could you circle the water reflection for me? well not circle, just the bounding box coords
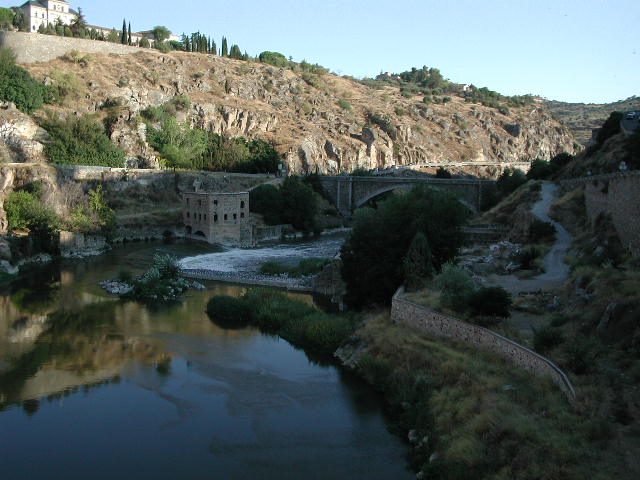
[0,241,412,479]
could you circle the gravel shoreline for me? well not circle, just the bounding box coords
[180,268,315,292]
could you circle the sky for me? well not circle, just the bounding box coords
[5,0,639,103]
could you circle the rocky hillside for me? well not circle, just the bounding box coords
[545,96,640,145]
[3,49,576,175]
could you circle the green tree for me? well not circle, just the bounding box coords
[88,185,116,236]
[152,25,171,43]
[12,10,27,31]
[139,37,150,48]
[341,186,469,309]
[279,176,318,233]
[70,7,87,36]
[107,28,119,43]
[4,190,60,252]
[127,22,132,45]
[0,7,14,28]
[496,168,527,197]
[229,44,243,59]
[146,116,207,170]
[249,184,283,225]
[404,231,434,292]
[259,51,289,67]
[221,36,228,56]
[121,19,127,44]
[527,159,552,180]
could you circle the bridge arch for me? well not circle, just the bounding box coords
[354,184,477,212]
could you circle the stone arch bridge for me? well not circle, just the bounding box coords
[318,176,496,216]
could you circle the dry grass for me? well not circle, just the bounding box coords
[355,313,623,479]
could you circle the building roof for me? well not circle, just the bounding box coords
[20,1,76,13]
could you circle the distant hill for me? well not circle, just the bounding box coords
[545,96,640,145]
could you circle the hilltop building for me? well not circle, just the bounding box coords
[182,192,252,246]
[18,0,76,32]
[17,1,180,43]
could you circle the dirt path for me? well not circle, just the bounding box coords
[487,182,572,294]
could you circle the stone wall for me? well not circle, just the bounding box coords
[561,172,640,257]
[0,31,153,64]
[391,288,576,401]
[59,231,107,257]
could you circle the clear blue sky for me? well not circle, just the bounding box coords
[5,0,639,103]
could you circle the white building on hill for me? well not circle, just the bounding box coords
[18,0,76,32]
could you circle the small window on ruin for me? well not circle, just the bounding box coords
[204,214,207,220]
[214,200,218,205]
[224,214,228,221]
[198,200,202,207]
[241,212,245,218]
[214,214,218,222]
[233,214,237,220]
[240,201,245,209]
[187,198,190,205]
[187,212,190,218]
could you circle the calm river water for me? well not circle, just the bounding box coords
[0,240,412,479]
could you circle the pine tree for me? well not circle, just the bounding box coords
[121,19,127,44]
[403,231,434,292]
[221,37,228,56]
[211,40,217,55]
[128,22,132,45]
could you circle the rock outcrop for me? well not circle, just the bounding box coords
[18,50,577,175]
[0,102,49,164]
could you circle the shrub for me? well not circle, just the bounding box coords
[435,263,476,313]
[249,184,283,225]
[367,112,397,140]
[258,51,290,68]
[527,159,553,180]
[529,219,556,242]
[435,167,452,179]
[533,325,563,353]
[404,232,434,292]
[206,296,252,329]
[337,99,353,112]
[41,115,126,167]
[467,286,511,318]
[0,48,50,113]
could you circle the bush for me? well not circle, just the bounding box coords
[529,219,556,242]
[338,99,353,112]
[4,190,60,234]
[259,258,329,278]
[533,325,563,353]
[250,184,283,225]
[0,48,50,113]
[41,115,126,167]
[435,167,452,179]
[206,296,252,329]
[527,159,553,180]
[367,112,397,140]
[404,232,434,292]
[467,286,511,318]
[258,51,290,68]
[435,263,476,313]
[496,168,527,197]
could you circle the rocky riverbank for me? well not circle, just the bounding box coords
[180,268,315,292]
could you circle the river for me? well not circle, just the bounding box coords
[0,240,412,479]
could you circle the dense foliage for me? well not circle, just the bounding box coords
[122,254,192,302]
[142,100,279,172]
[41,115,126,167]
[206,289,356,355]
[0,48,51,113]
[341,186,470,309]
[259,258,329,278]
[250,177,318,233]
[4,190,60,253]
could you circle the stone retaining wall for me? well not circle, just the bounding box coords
[391,288,576,401]
[561,172,640,257]
[0,31,153,63]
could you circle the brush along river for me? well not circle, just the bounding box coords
[0,239,412,479]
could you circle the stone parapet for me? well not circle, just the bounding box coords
[391,287,576,401]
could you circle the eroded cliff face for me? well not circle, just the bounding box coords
[5,50,576,174]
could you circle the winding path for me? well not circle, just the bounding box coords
[488,182,572,294]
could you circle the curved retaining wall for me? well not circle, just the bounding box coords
[391,287,576,401]
[0,31,153,63]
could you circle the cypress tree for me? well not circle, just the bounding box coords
[403,231,434,292]
[211,40,217,55]
[221,37,228,56]
[121,19,127,44]
[128,22,132,45]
